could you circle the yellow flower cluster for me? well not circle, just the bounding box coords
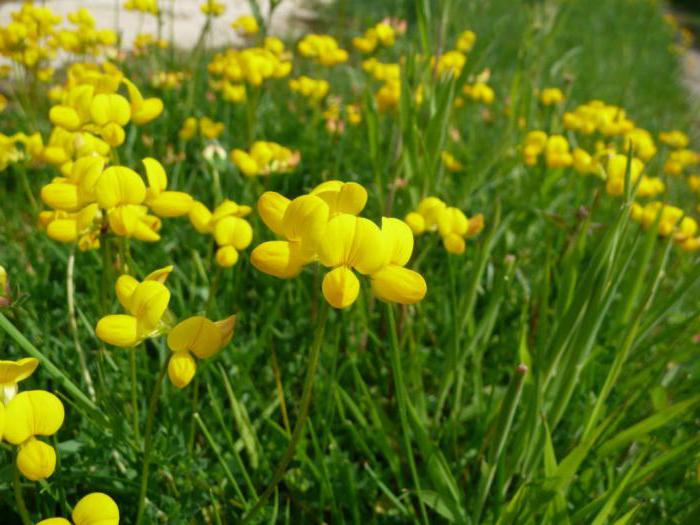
[441,151,463,172]
[47,62,163,151]
[95,266,236,388]
[539,87,565,106]
[0,2,61,69]
[405,197,484,254]
[230,141,299,177]
[231,15,259,36]
[563,100,635,136]
[201,0,226,17]
[252,181,427,309]
[456,30,477,52]
[460,82,495,105]
[298,34,348,66]
[352,21,396,54]
[52,8,117,58]
[659,130,689,149]
[179,116,225,141]
[362,58,401,112]
[663,148,699,176]
[208,40,292,99]
[604,154,665,198]
[124,0,158,15]
[133,32,168,52]
[631,202,700,251]
[40,157,194,248]
[189,200,254,267]
[289,76,330,102]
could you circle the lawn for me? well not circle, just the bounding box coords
[1,0,699,523]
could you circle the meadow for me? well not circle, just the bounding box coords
[1,0,700,523]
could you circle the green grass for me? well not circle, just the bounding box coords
[1,0,700,523]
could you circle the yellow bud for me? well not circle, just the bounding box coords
[17,438,57,481]
[322,266,360,309]
[168,351,196,388]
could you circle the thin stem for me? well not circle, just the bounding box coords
[67,248,96,401]
[386,304,430,525]
[130,348,141,442]
[13,462,32,525]
[134,359,168,525]
[241,304,329,523]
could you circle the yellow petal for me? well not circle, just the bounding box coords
[47,219,79,242]
[312,180,367,216]
[95,166,146,208]
[214,216,253,250]
[257,191,290,236]
[0,357,39,385]
[318,215,385,274]
[437,207,469,237]
[132,98,163,125]
[149,191,194,218]
[231,149,259,176]
[322,266,360,309]
[380,217,414,267]
[281,195,329,257]
[96,314,140,347]
[41,182,80,211]
[49,106,81,130]
[215,246,239,267]
[143,157,167,194]
[215,315,236,347]
[0,401,5,438]
[189,201,213,233]
[167,316,223,359]
[100,123,126,147]
[36,518,71,525]
[442,233,465,254]
[129,280,170,329]
[404,212,426,235]
[144,265,174,284]
[371,265,427,304]
[167,351,197,389]
[72,492,120,525]
[115,275,139,310]
[90,93,131,126]
[251,240,306,278]
[3,390,65,444]
[17,438,57,481]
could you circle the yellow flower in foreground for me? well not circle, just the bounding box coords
[143,157,194,218]
[37,492,120,525]
[3,390,65,480]
[317,214,386,308]
[0,357,39,402]
[95,267,173,347]
[167,315,235,388]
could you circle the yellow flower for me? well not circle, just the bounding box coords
[179,117,198,141]
[37,492,120,525]
[298,34,348,66]
[605,154,645,196]
[3,390,65,480]
[317,215,386,309]
[231,141,299,177]
[199,117,225,139]
[96,268,172,347]
[200,0,225,17]
[231,15,259,36]
[441,151,463,172]
[0,265,9,307]
[456,30,476,52]
[167,315,235,388]
[310,180,368,217]
[124,0,158,15]
[124,78,164,125]
[544,135,573,168]
[659,130,689,149]
[539,87,565,106]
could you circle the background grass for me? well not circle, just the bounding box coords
[1,0,700,523]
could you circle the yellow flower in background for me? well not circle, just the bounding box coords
[0,265,10,307]
[456,30,476,52]
[200,117,225,139]
[200,0,225,17]
[441,151,463,172]
[231,141,299,177]
[352,22,396,54]
[96,267,173,347]
[179,117,199,141]
[187,200,254,267]
[624,128,657,161]
[522,130,548,166]
[605,154,644,196]
[124,0,158,15]
[0,357,39,403]
[435,50,466,77]
[167,315,235,388]
[659,130,689,149]
[317,214,386,308]
[405,197,484,254]
[37,492,120,525]
[231,15,259,36]
[545,134,573,168]
[289,76,330,102]
[573,147,596,174]
[3,390,65,480]
[664,149,699,175]
[462,82,495,105]
[370,218,427,304]
[539,87,565,106]
[298,34,348,66]
[124,78,164,125]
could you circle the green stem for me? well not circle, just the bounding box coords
[130,348,141,442]
[386,304,430,525]
[67,247,96,401]
[241,304,329,523]
[13,462,32,525]
[134,359,168,525]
